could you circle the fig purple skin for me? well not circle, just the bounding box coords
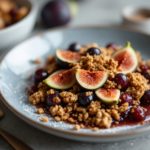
[41,0,71,28]
[56,57,70,68]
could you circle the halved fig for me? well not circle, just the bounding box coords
[76,69,108,90]
[95,88,120,104]
[44,69,76,89]
[56,50,81,67]
[113,42,138,74]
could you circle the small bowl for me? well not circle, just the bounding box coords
[0,0,38,50]
[122,6,150,33]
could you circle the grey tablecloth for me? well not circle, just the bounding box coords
[1,0,150,149]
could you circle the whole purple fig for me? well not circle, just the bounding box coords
[41,0,71,28]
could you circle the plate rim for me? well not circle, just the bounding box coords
[1,25,150,140]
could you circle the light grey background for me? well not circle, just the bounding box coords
[1,0,150,149]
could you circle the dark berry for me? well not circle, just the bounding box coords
[120,107,131,121]
[140,64,149,72]
[139,64,150,81]
[78,93,93,106]
[41,0,71,28]
[34,69,48,83]
[87,47,101,55]
[106,43,117,50]
[46,92,59,106]
[68,42,81,52]
[129,106,146,122]
[114,73,129,90]
[27,85,37,95]
[141,90,150,106]
[142,72,150,81]
[119,93,133,105]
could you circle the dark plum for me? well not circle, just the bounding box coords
[68,42,81,52]
[129,106,146,122]
[140,64,149,72]
[143,72,150,81]
[141,90,150,106]
[34,69,49,83]
[78,93,93,106]
[139,64,150,81]
[87,47,101,55]
[114,73,129,90]
[41,0,71,28]
[27,85,37,95]
[106,43,117,50]
[119,93,133,105]
[56,58,69,68]
[46,92,59,106]
[120,107,131,121]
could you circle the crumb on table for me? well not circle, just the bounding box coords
[39,116,49,122]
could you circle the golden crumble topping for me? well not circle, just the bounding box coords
[60,91,78,103]
[29,91,45,105]
[127,73,149,100]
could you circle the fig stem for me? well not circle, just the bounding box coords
[126,41,131,48]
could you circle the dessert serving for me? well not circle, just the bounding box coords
[28,42,150,130]
[0,0,29,29]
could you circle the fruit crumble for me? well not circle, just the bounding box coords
[28,42,150,130]
[0,0,29,29]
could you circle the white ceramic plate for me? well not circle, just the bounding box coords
[0,27,150,142]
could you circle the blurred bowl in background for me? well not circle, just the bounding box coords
[122,6,150,34]
[0,0,38,50]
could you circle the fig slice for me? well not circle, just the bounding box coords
[95,88,120,104]
[113,42,138,74]
[76,69,108,90]
[56,50,81,67]
[44,69,76,89]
